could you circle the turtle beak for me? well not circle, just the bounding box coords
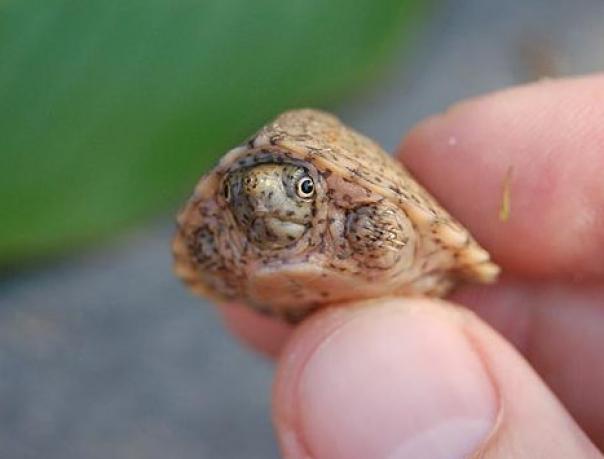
[249,216,306,248]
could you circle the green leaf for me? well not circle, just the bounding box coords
[0,0,426,266]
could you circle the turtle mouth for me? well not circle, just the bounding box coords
[249,216,307,248]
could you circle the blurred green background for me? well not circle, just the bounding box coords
[1,0,425,266]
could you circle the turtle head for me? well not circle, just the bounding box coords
[222,162,317,249]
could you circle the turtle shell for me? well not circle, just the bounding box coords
[172,109,499,321]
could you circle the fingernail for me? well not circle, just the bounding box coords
[291,301,497,459]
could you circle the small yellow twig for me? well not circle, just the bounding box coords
[499,166,514,222]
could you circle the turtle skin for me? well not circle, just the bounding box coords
[172,109,499,323]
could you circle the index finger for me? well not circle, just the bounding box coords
[400,74,604,280]
[221,74,604,356]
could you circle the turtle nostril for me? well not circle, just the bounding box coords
[243,175,257,191]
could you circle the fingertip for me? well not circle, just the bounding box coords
[219,303,293,358]
[273,299,498,459]
[398,74,604,279]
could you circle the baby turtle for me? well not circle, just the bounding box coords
[172,109,499,323]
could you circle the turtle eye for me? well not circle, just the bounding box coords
[295,176,315,199]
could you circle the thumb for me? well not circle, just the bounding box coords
[272,298,601,459]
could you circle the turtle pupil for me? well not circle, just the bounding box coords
[301,180,313,194]
[223,182,230,201]
[297,177,314,198]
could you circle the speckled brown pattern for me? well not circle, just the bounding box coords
[172,109,500,323]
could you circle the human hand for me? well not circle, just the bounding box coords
[221,74,604,458]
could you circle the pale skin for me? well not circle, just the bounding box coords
[219,74,604,458]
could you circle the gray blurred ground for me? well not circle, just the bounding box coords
[1,1,603,458]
